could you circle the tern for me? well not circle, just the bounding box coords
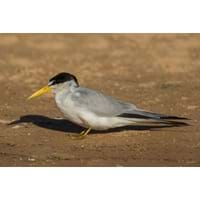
[28,72,188,137]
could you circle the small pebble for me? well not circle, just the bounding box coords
[12,125,22,129]
[187,105,198,110]
[28,158,35,162]
[0,119,12,124]
[181,96,188,101]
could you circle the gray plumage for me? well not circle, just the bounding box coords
[71,87,137,117]
[69,87,186,121]
[47,72,188,131]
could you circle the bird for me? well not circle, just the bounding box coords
[28,72,188,138]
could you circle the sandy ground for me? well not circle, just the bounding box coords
[0,34,199,166]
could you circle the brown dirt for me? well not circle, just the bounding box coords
[0,34,199,166]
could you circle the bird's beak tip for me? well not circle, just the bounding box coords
[27,96,33,101]
[27,85,52,101]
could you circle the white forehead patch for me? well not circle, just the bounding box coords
[48,81,54,86]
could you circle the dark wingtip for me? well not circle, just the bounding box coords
[160,116,190,120]
[162,120,190,127]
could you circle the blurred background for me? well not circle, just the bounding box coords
[0,34,199,166]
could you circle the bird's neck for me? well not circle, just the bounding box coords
[54,84,77,100]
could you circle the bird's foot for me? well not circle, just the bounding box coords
[70,127,92,140]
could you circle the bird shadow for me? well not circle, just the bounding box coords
[8,114,190,135]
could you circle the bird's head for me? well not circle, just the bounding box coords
[27,72,79,100]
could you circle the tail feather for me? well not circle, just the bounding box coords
[118,110,189,121]
[138,110,189,120]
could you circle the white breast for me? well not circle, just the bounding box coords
[55,91,86,126]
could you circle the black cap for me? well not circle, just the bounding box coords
[49,72,79,86]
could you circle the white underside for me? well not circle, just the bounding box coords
[65,111,135,130]
[55,91,136,130]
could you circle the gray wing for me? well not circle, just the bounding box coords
[71,87,137,117]
[71,87,188,121]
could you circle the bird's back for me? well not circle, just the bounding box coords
[70,87,137,117]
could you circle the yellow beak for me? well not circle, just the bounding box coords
[27,85,52,100]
